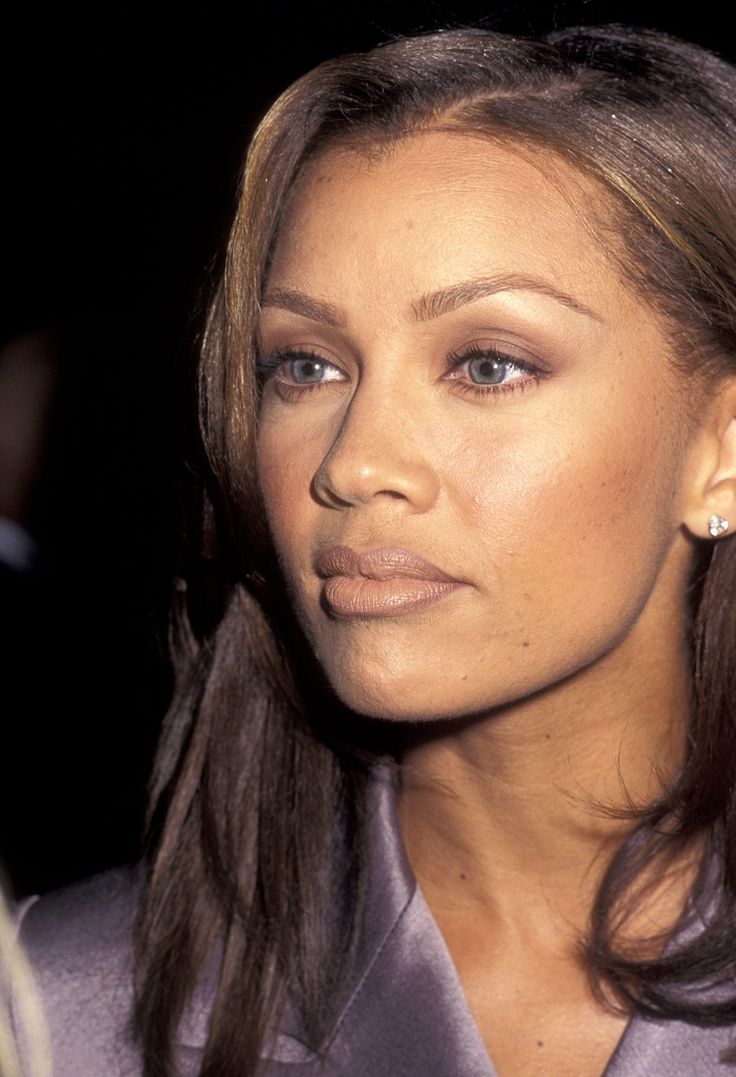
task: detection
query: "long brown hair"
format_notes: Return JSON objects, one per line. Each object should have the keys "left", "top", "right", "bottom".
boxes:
{"left": 134, "top": 24, "right": 736, "bottom": 1075}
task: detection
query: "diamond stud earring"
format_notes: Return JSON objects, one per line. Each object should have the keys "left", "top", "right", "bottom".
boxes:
{"left": 708, "top": 514, "right": 730, "bottom": 538}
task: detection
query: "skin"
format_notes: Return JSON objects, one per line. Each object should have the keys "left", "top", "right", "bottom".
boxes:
{"left": 256, "top": 131, "right": 736, "bottom": 1076}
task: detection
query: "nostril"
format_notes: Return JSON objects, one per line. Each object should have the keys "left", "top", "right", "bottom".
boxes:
{"left": 310, "top": 474, "right": 355, "bottom": 509}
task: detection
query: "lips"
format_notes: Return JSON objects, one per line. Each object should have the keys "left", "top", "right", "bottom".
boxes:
{"left": 315, "top": 545, "right": 465, "bottom": 618}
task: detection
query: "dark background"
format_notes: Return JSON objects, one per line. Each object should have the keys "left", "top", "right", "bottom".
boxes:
{"left": 2, "top": 1, "right": 733, "bottom": 899}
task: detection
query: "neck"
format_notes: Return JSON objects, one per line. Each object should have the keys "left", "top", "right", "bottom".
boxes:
{"left": 397, "top": 625, "right": 692, "bottom": 942}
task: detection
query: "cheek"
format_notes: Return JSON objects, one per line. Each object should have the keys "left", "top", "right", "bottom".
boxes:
{"left": 256, "top": 424, "right": 323, "bottom": 573}
{"left": 449, "top": 397, "right": 681, "bottom": 635}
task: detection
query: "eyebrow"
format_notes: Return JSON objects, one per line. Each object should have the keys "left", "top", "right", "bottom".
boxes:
{"left": 262, "top": 274, "right": 602, "bottom": 326}
{"left": 412, "top": 274, "right": 602, "bottom": 323}
{"left": 262, "top": 287, "right": 342, "bottom": 326}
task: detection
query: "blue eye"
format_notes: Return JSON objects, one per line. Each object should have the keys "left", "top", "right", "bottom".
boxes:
{"left": 445, "top": 345, "right": 545, "bottom": 399}
{"left": 256, "top": 350, "right": 346, "bottom": 396}
{"left": 466, "top": 354, "right": 522, "bottom": 384}
{"left": 288, "top": 356, "right": 333, "bottom": 384}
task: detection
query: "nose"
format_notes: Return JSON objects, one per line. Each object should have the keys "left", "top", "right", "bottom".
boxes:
{"left": 312, "top": 382, "right": 440, "bottom": 514}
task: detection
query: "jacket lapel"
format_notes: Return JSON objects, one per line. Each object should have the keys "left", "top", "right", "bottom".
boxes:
{"left": 283, "top": 766, "right": 496, "bottom": 1076}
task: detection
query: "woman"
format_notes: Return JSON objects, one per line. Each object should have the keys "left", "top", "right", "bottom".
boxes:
{"left": 18, "top": 22, "right": 736, "bottom": 1077}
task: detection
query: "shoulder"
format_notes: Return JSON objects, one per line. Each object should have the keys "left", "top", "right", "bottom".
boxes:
{"left": 20, "top": 865, "right": 140, "bottom": 966}
{"left": 18, "top": 867, "right": 143, "bottom": 1077}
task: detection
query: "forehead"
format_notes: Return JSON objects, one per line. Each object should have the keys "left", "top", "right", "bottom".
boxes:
{"left": 267, "top": 130, "right": 623, "bottom": 314}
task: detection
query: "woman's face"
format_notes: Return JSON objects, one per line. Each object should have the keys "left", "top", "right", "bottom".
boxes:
{"left": 256, "top": 132, "right": 699, "bottom": 721}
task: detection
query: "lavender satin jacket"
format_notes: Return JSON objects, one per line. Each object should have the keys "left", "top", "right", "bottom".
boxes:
{"left": 16, "top": 771, "right": 736, "bottom": 1075}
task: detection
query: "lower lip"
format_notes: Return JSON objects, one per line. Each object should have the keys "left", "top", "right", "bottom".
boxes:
{"left": 322, "top": 576, "right": 464, "bottom": 618}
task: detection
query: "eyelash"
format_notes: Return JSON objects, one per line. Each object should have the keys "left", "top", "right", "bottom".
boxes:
{"left": 256, "top": 350, "right": 338, "bottom": 399}
{"left": 444, "top": 344, "right": 546, "bottom": 399}
{"left": 256, "top": 345, "right": 546, "bottom": 401}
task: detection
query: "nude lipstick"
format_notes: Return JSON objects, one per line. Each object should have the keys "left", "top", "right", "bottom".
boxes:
{"left": 315, "top": 545, "right": 465, "bottom": 618}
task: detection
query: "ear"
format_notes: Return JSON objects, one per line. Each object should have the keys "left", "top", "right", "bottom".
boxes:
{"left": 681, "top": 379, "right": 736, "bottom": 541}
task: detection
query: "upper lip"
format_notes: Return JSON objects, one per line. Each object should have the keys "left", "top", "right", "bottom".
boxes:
{"left": 315, "top": 545, "right": 460, "bottom": 582}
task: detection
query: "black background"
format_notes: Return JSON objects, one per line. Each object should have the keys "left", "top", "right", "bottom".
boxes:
{"left": 3, "top": 2, "right": 733, "bottom": 898}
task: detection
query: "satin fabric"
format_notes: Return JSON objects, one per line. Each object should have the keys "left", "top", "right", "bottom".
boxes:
{"left": 15, "top": 768, "right": 736, "bottom": 1075}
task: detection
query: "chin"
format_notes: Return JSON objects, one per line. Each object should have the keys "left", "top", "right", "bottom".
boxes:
{"left": 320, "top": 662, "right": 445, "bottom": 722}
{"left": 321, "top": 663, "right": 504, "bottom": 725}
